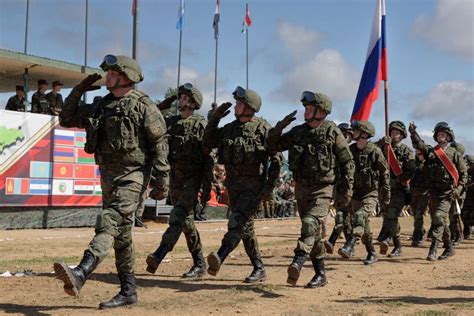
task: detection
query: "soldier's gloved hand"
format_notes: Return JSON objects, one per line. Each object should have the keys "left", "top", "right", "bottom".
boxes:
{"left": 157, "top": 94, "right": 177, "bottom": 111}
{"left": 408, "top": 121, "right": 417, "bottom": 134}
{"left": 382, "top": 135, "right": 392, "bottom": 145}
{"left": 211, "top": 102, "right": 232, "bottom": 121}
{"left": 276, "top": 110, "right": 297, "bottom": 131}
{"left": 259, "top": 185, "right": 275, "bottom": 202}
{"left": 76, "top": 73, "right": 102, "bottom": 93}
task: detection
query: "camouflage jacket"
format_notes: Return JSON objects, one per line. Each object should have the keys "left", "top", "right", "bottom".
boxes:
{"left": 376, "top": 140, "right": 415, "bottom": 191}
{"left": 46, "top": 92, "right": 64, "bottom": 116}
{"left": 31, "top": 91, "right": 49, "bottom": 114}
{"left": 5, "top": 95, "right": 26, "bottom": 112}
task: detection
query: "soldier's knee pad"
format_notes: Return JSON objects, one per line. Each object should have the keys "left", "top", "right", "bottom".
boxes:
{"left": 301, "top": 216, "right": 318, "bottom": 237}
{"left": 432, "top": 211, "right": 446, "bottom": 226}
{"left": 335, "top": 211, "right": 344, "bottom": 226}
{"left": 182, "top": 216, "right": 196, "bottom": 234}
{"left": 114, "top": 235, "right": 133, "bottom": 251}
{"left": 95, "top": 209, "right": 121, "bottom": 237}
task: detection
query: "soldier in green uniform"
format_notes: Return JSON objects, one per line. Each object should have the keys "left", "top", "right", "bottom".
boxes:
{"left": 337, "top": 121, "right": 390, "bottom": 265}
{"left": 31, "top": 79, "right": 49, "bottom": 114}
{"left": 324, "top": 122, "right": 354, "bottom": 254}
{"left": 409, "top": 122, "right": 467, "bottom": 261}
{"left": 462, "top": 155, "right": 474, "bottom": 239}
{"left": 146, "top": 83, "right": 213, "bottom": 279}
{"left": 410, "top": 149, "right": 430, "bottom": 246}
{"left": 46, "top": 80, "right": 64, "bottom": 116}
{"left": 53, "top": 55, "right": 170, "bottom": 309}
{"left": 5, "top": 85, "right": 27, "bottom": 112}
{"left": 203, "top": 86, "right": 281, "bottom": 283}
{"left": 376, "top": 121, "right": 415, "bottom": 257}
{"left": 266, "top": 91, "right": 354, "bottom": 288}
{"left": 449, "top": 142, "right": 466, "bottom": 244}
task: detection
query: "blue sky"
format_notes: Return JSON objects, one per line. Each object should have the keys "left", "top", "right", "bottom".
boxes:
{"left": 1, "top": 0, "right": 473, "bottom": 151}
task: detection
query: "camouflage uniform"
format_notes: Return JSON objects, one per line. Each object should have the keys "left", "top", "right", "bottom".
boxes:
{"left": 53, "top": 55, "right": 169, "bottom": 309}
{"left": 410, "top": 122, "right": 467, "bottom": 261}
{"left": 462, "top": 155, "right": 474, "bottom": 239}
{"left": 376, "top": 121, "right": 415, "bottom": 257}
{"left": 267, "top": 91, "right": 354, "bottom": 288}
{"left": 46, "top": 91, "right": 64, "bottom": 116}
{"left": 146, "top": 83, "right": 213, "bottom": 278}
{"left": 5, "top": 93, "right": 27, "bottom": 112}
{"left": 337, "top": 121, "right": 390, "bottom": 265}
{"left": 31, "top": 80, "right": 49, "bottom": 114}
{"left": 410, "top": 157, "right": 430, "bottom": 246}
{"left": 204, "top": 87, "right": 281, "bottom": 283}
{"left": 449, "top": 142, "right": 466, "bottom": 243}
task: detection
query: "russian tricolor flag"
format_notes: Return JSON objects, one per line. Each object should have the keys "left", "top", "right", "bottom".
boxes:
{"left": 351, "top": 0, "right": 387, "bottom": 122}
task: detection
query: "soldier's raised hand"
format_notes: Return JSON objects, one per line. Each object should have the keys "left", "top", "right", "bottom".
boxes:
{"left": 408, "top": 121, "right": 417, "bottom": 134}
{"left": 382, "top": 135, "right": 392, "bottom": 145}
{"left": 76, "top": 73, "right": 102, "bottom": 93}
{"left": 212, "top": 102, "right": 232, "bottom": 120}
{"left": 277, "top": 110, "right": 297, "bottom": 130}
{"left": 157, "top": 94, "right": 177, "bottom": 111}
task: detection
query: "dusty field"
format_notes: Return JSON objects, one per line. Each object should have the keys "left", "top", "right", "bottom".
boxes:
{"left": 0, "top": 216, "right": 473, "bottom": 316}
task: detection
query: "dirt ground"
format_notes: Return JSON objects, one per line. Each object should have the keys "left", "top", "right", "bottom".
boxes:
{"left": 0, "top": 216, "right": 473, "bottom": 316}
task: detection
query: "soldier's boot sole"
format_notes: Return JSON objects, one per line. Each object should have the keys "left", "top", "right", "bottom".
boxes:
{"left": 426, "top": 255, "right": 437, "bottom": 261}
{"left": 145, "top": 254, "right": 159, "bottom": 274}
{"left": 182, "top": 267, "right": 206, "bottom": 279}
{"left": 337, "top": 248, "right": 351, "bottom": 260}
{"left": 53, "top": 262, "right": 81, "bottom": 297}
{"left": 305, "top": 275, "right": 327, "bottom": 288}
{"left": 388, "top": 248, "right": 402, "bottom": 258}
{"left": 324, "top": 241, "right": 334, "bottom": 254}
{"left": 363, "top": 256, "right": 377, "bottom": 265}
{"left": 286, "top": 264, "right": 301, "bottom": 286}
{"left": 244, "top": 273, "right": 266, "bottom": 283}
{"left": 379, "top": 242, "right": 389, "bottom": 255}
{"left": 99, "top": 294, "right": 137, "bottom": 309}
{"left": 207, "top": 252, "right": 221, "bottom": 276}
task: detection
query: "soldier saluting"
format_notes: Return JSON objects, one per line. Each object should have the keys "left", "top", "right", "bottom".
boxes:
{"left": 53, "top": 55, "right": 170, "bottom": 309}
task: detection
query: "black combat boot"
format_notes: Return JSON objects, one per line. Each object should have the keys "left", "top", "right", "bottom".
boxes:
{"left": 378, "top": 234, "right": 390, "bottom": 255}
{"left": 324, "top": 229, "right": 340, "bottom": 255}
{"left": 438, "top": 241, "right": 455, "bottom": 260}
{"left": 54, "top": 250, "right": 98, "bottom": 296}
{"left": 244, "top": 257, "right": 266, "bottom": 283}
{"left": 464, "top": 225, "right": 472, "bottom": 240}
{"left": 286, "top": 251, "right": 307, "bottom": 286}
{"left": 388, "top": 236, "right": 402, "bottom": 257}
{"left": 426, "top": 239, "right": 439, "bottom": 261}
{"left": 146, "top": 244, "right": 170, "bottom": 274}
{"left": 207, "top": 243, "right": 232, "bottom": 276}
{"left": 182, "top": 251, "right": 206, "bottom": 278}
{"left": 99, "top": 273, "right": 137, "bottom": 309}
{"left": 338, "top": 236, "right": 357, "bottom": 259}
{"left": 306, "top": 258, "right": 327, "bottom": 288}
{"left": 363, "top": 240, "right": 377, "bottom": 265}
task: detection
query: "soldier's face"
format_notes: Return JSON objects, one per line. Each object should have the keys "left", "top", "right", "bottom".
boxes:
{"left": 390, "top": 129, "right": 402, "bottom": 142}
{"left": 436, "top": 131, "right": 449, "bottom": 143}
{"left": 53, "top": 85, "right": 61, "bottom": 93}
{"left": 235, "top": 100, "right": 254, "bottom": 120}
{"left": 304, "top": 105, "right": 325, "bottom": 121}
{"left": 352, "top": 130, "right": 361, "bottom": 140}
{"left": 39, "top": 85, "right": 47, "bottom": 93}
{"left": 106, "top": 69, "right": 124, "bottom": 88}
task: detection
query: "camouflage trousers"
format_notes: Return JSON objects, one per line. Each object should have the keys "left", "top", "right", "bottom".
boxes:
{"left": 135, "top": 191, "right": 146, "bottom": 218}
{"left": 220, "top": 185, "right": 263, "bottom": 261}
{"left": 351, "top": 197, "right": 378, "bottom": 245}
{"left": 160, "top": 175, "right": 202, "bottom": 254}
{"left": 429, "top": 194, "right": 451, "bottom": 243}
{"left": 333, "top": 205, "right": 352, "bottom": 240}
{"left": 294, "top": 183, "right": 332, "bottom": 260}
{"left": 88, "top": 176, "right": 146, "bottom": 274}
{"left": 379, "top": 189, "right": 406, "bottom": 240}
{"left": 411, "top": 190, "right": 430, "bottom": 242}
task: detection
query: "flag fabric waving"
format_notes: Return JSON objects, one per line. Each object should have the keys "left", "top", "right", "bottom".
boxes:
{"left": 350, "top": 0, "right": 387, "bottom": 122}
{"left": 213, "top": 0, "right": 220, "bottom": 39}
{"left": 241, "top": 4, "right": 252, "bottom": 34}
{"left": 176, "top": 0, "right": 185, "bottom": 31}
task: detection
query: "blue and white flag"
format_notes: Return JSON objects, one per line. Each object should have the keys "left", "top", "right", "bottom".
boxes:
{"left": 176, "top": 0, "right": 185, "bottom": 31}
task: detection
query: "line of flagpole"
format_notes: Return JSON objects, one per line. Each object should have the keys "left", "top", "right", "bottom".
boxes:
{"left": 214, "top": 37, "right": 218, "bottom": 104}
{"left": 83, "top": 0, "right": 89, "bottom": 103}
{"left": 132, "top": 0, "right": 138, "bottom": 60}
{"left": 245, "top": 3, "right": 249, "bottom": 89}
{"left": 384, "top": 81, "right": 389, "bottom": 135}
{"left": 177, "top": 29, "right": 182, "bottom": 112}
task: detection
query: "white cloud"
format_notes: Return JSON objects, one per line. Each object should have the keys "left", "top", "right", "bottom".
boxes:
{"left": 276, "top": 21, "right": 324, "bottom": 61}
{"left": 412, "top": 80, "right": 474, "bottom": 124}
{"left": 273, "top": 48, "right": 359, "bottom": 103}
{"left": 412, "top": 0, "right": 474, "bottom": 60}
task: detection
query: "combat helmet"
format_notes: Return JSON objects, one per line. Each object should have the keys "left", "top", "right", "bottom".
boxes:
{"left": 389, "top": 121, "right": 407, "bottom": 139}
{"left": 233, "top": 86, "right": 262, "bottom": 112}
{"left": 433, "top": 122, "right": 455, "bottom": 143}
{"left": 351, "top": 120, "right": 375, "bottom": 138}
{"left": 300, "top": 91, "right": 332, "bottom": 114}
{"left": 100, "top": 55, "right": 144, "bottom": 83}
{"left": 178, "top": 83, "right": 203, "bottom": 109}
{"left": 338, "top": 123, "right": 353, "bottom": 136}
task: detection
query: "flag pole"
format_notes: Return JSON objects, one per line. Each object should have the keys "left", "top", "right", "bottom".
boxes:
{"left": 83, "top": 0, "right": 89, "bottom": 103}
{"left": 214, "top": 37, "right": 218, "bottom": 104}
{"left": 177, "top": 29, "right": 182, "bottom": 114}
{"left": 384, "top": 80, "right": 389, "bottom": 135}
{"left": 132, "top": 0, "right": 139, "bottom": 60}
{"left": 245, "top": 3, "right": 249, "bottom": 89}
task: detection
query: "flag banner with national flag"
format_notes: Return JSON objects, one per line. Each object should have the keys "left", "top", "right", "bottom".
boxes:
{"left": 52, "top": 179, "right": 74, "bottom": 195}
{"left": 54, "top": 129, "right": 75, "bottom": 146}
{"left": 5, "top": 178, "right": 29, "bottom": 195}
{"left": 176, "top": 0, "right": 185, "bottom": 31}
{"left": 350, "top": 0, "right": 386, "bottom": 122}
{"left": 213, "top": 0, "right": 220, "bottom": 39}
{"left": 74, "top": 180, "right": 95, "bottom": 195}
{"left": 53, "top": 163, "right": 74, "bottom": 178}
{"left": 74, "top": 164, "right": 95, "bottom": 179}
{"left": 30, "top": 161, "right": 52, "bottom": 178}
{"left": 29, "top": 178, "right": 51, "bottom": 195}
{"left": 94, "top": 182, "right": 102, "bottom": 195}
{"left": 75, "top": 148, "right": 95, "bottom": 164}
{"left": 53, "top": 146, "right": 75, "bottom": 163}
{"left": 75, "top": 131, "right": 86, "bottom": 148}
{"left": 241, "top": 5, "right": 252, "bottom": 33}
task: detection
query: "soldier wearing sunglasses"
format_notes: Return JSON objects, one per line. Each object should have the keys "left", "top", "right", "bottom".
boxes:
{"left": 266, "top": 91, "right": 354, "bottom": 288}
{"left": 202, "top": 86, "right": 282, "bottom": 283}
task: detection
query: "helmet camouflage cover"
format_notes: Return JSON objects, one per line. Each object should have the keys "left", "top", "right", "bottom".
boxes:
{"left": 178, "top": 83, "right": 203, "bottom": 109}
{"left": 233, "top": 87, "right": 262, "bottom": 112}
{"left": 100, "top": 55, "right": 144, "bottom": 83}
{"left": 433, "top": 122, "right": 455, "bottom": 142}
{"left": 300, "top": 91, "right": 332, "bottom": 114}
{"left": 389, "top": 120, "right": 407, "bottom": 139}
{"left": 352, "top": 120, "right": 375, "bottom": 138}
